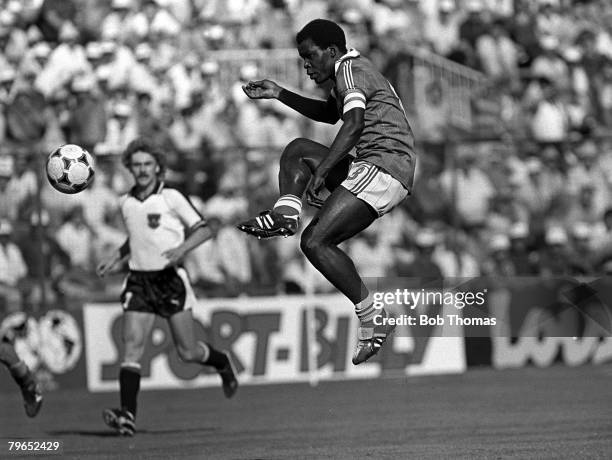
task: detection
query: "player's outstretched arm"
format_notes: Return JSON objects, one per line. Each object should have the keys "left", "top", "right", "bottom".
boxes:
{"left": 96, "top": 239, "right": 129, "bottom": 277}
{"left": 242, "top": 80, "right": 339, "bottom": 124}
{"left": 162, "top": 224, "right": 213, "bottom": 266}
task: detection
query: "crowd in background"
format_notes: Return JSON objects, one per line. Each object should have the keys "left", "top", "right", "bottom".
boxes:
{"left": 2, "top": 0, "right": 612, "bottom": 313}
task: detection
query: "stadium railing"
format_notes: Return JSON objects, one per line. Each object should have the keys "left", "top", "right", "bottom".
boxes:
{"left": 387, "top": 45, "right": 488, "bottom": 132}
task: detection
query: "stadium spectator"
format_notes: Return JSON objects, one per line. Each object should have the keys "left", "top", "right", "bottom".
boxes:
{"left": 537, "top": 225, "right": 592, "bottom": 276}
{"left": 35, "top": 0, "right": 77, "bottom": 42}
{"left": 432, "top": 229, "right": 481, "bottom": 278}
{"left": 563, "top": 183, "right": 602, "bottom": 227}
{"left": 100, "top": 101, "right": 139, "bottom": 154}
{"left": 482, "top": 234, "right": 516, "bottom": 276}
{"left": 423, "top": 0, "right": 462, "bottom": 57}
{"left": 458, "top": 0, "right": 488, "bottom": 51}
{"left": 567, "top": 139, "right": 609, "bottom": 203}
{"left": 100, "top": 0, "right": 137, "bottom": 43}
{"left": 416, "top": 78, "right": 450, "bottom": 146}
{"left": 535, "top": 1, "right": 564, "bottom": 41}
{"left": 476, "top": 18, "right": 520, "bottom": 82}
{"left": 204, "top": 171, "right": 248, "bottom": 223}
{"left": 406, "top": 156, "right": 448, "bottom": 223}
{"left": 393, "top": 227, "right": 444, "bottom": 279}
{"left": 0, "top": 10, "right": 28, "bottom": 69}
{"left": 508, "top": 221, "right": 539, "bottom": 275}
{"left": 564, "top": 47, "right": 590, "bottom": 104}
{"left": 531, "top": 35, "right": 569, "bottom": 89}
{"left": 349, "top": 225, "right": 394, "bottom": 279}
{"left": 0, "top": 219, "right": 28, "bottom": 312}
{"left": 35, "top": 21, "right": 89, "bottom": 98}
{"left": 440, "top": 146, "right": 495, "bottom": 231}
{"left": 596, "top": 58, "right": 612, "bottom": 127}
{"left": 168, "top": 105, "right": 205, "bottom": 157}
{"left": 529, "top": 77, "right": 569, "bottom": 143}
{"left": 569, "top": 221, "right": 596, "bottom": 274}
{"left": 17, "top": 211, "right": 71, "bottom": 305}
{"left": 8, "top": 153, "right": 37, "bottom": 222}
{"left": 74, "top": 159, "right": 124, "bottom": 260}
{"left": 185, "top": 216, "right": 252, "bottom": 297}
{"left": 276, "top": 215, "right": 335, "bottom": 295}
{"left": 66, "top": 74, "right": 107, "bottom": 152}
{"left": 3, "top": 66, "right": 47, "bottom": 145}
{"left": 55, "top": 206, "right": 97, "bottom": 272}
{"left": 0, "top": 155, "right": 23, "bottom": 221}
{"left": 509, "top": 6, "right": 540, "bottom": 68}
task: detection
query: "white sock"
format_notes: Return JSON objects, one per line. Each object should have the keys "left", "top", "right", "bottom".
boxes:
{"left": 273, "top": 194, "right": 302, "bottom": 218}
{"left": 355, "top": 292, "right": 378, "bottom": 322}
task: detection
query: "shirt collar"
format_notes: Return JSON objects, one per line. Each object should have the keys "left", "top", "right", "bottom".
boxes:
{"left": 130, "top": 180, "right": 165, "bottom": 199}
{"left": 334, "top": 48, "right": 360, "bottom": 75}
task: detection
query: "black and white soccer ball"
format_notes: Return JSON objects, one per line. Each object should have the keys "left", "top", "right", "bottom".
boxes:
{"left": 46, "top": 144, "right": 95, "bottom": 194}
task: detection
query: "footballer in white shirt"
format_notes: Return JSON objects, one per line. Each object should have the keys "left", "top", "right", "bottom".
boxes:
{"left": 96, "top": 138, "right": 238, "bottom": 436}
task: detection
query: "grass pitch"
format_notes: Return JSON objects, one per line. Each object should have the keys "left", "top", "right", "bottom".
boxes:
{"left": 1, "top": 365, "right": 611, "bottom": 459}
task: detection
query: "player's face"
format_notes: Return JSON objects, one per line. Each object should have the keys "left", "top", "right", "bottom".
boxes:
{"left": 129, "top": 151, "right": 158, "bottom": 188}
{"left": 298, "top": 39, "right": 334, "bottom": 84}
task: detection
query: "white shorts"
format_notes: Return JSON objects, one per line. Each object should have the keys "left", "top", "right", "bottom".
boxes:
{"left": 341, "top": 161, "right": 408, "bottom": 216}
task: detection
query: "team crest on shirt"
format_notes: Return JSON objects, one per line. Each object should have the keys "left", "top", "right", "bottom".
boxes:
{"left": 147, "top": 213, "right": 161, "bottom": 228}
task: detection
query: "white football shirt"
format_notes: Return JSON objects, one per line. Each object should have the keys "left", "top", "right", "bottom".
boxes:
{"left": 120, "top": 182, "right": 206, "bottom": 271}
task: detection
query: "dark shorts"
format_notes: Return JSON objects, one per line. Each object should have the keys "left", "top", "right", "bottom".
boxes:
{"left": 121, "top": 267, "right": 194, "bottom": 318}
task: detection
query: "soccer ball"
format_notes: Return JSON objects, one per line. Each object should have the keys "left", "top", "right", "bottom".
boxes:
{"left": 46, "top": 144, "right": 95, "bottom": 194}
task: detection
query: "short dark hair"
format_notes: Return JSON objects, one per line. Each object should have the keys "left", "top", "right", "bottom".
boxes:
{"left": 122, "top": 137, "right": 165, "bottom": 174}
{"left": 296, "top": 19, "right": 346, "bottom": 52}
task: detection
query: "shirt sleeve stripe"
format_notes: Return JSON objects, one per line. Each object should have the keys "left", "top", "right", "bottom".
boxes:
{"left": 343, "top": 99, "right": 366, "bottom": 113}
{"left": 342, "top": 62, "right": 354, "bottom": 89}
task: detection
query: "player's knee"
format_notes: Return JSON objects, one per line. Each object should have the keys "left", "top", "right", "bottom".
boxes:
{"left": 123, "top": 335, "right": 146, "bottom": 361}
{"left": 176, "top": 346, "right": 198, "bottom": 363}
{"left": 280, "top": 138, "right": 309, "bottom": 166}
{"left": 300, "top": 228, "right": 323, "bottom": 258}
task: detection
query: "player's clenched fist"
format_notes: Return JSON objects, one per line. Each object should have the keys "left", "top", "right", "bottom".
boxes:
{"left": 242, "top": 80, "right": 281, "bottom": 99}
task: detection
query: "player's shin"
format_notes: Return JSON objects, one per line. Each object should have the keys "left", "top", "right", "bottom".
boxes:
{"left": 0, "top": 341, "right": 21, "bottom": 367}
{"left": 8, "top": 361, "right": 34, "bottom": 387}
{"left": 198, "top": 342, "right": 238, "bottom": 398}
{"left": 197, "top": 341, "right": 227, "bottom": 369}
{"left": 2, "top": 344, "right": 43, "bottom": 417}
{"left": 119, "top": 362, "right": 141, "bottom": 417}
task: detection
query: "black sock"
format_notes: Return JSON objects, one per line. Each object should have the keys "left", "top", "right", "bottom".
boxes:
{"left": 202, "top": 343, "right": 229, "bottom": 370}
{"left": 119, "top": 365, "right": 141, "bottom": 416}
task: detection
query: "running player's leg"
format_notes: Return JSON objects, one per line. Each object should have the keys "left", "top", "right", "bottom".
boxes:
{"left": 300, "top": 186, "right": 377, "bottom": 303}
{"left": 277, "top": 138, "right": 350, "bottom": 205}
{"left": 0, "top": 339, "right": 42, "bottom": 417}
{"left": 167, "top": 310, "right": 238, "bottom": 398}
{"left": 238, "top": 138, "right": 350, "bottom": 237}
{"left": 120, "top": 311, "right": 154, "bottom": 416}
{"left": 300, "top": 186, "right": 395, "bottom": 364}
{"left": 103, "top": 311, "right": 154, "bottom": 436}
